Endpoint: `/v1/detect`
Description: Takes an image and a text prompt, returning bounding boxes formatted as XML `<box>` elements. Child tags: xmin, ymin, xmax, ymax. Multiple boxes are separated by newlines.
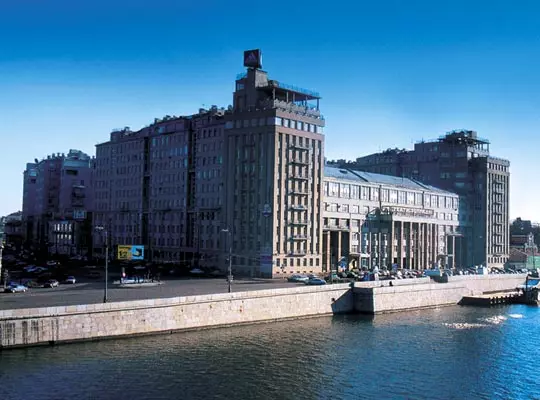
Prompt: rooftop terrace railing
<box><xmin>277</xmin><ymin>82</ymin><xmax>320</xmax><ymax>98</ymax></box>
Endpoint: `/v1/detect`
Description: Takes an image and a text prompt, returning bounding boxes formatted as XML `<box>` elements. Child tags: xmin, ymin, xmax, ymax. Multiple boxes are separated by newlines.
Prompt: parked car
<box><xmin>44</xmin><ymin>279</ymin><xmax>59</xmax><ymax>288</ymax></box>
<box><xmin>324</xmin><ymin>272</ymin><xmax>340</xmax><ymax>282</ymax></box>
<box><xmin>64</xmin><ymin>276</ymin><xmax>76</xmax><ymax>284</ymax></box>
<box><xmin>4</xmin><ymin>284</ymin><xmax>28</xmax><ymax>293</ymax></box>
<box><xmin>87</xmin><ymin>270</ymin><xmax>102</xmax><ymax>279</ymax></box>
<box><xmin>190</xmin><ymin>268</ymin><xmax>205</xmax><ymax>275</ymax></box>
<box><xmin>305</xmin><ymin>277</ymin><xmax>326</xmax><ymax>286</ymax></box>
<box><xmin>287</xmin><ymin>274</ymin><xmax>309</xmax><ymax>283</ymax></box>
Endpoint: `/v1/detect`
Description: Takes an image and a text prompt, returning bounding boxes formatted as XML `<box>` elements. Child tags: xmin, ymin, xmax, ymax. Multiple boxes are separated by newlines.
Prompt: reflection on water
<box><xmin>0</xmin><ymin>305</ymin><xmax>539</xmax><ymax>400</ymax></box>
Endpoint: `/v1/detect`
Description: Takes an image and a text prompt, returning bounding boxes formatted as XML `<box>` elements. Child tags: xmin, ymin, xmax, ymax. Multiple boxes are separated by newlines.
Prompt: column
<box><xmin>423</xmin><ymin>223</ymin><xmax>428</xmax><ymax>269</ymax></box>
<box><xmin>409</xmin><ymin>222</ymin><xmax>413</xmax><ymax>269</ymax></box>
<box><xmin>389</xmin><ymin>221</ymin><xmax>395</xmax><ymax>267</ymax></box>
<box><xmin>325</xmin><ymin>232</ymin><xmax>331</xmax><ymax>272</ymax></box>
<box><xmin>432</xmin><ymin>224</ymin><xmax>437</xmax><ymax>268</ymax></box>
<box><xmin>452</xmin><ymin>236</ymin><xmax>456</xmax><ymax>269</ymax></box>
<box><xmin>399</xmin><ymin>220</ymin><xmax>404</xmax><ymax>268</ymax></box>
<box><xmin>418</xmin><ymin>223</ymin><xmax>423</xmax><ymax>269</ymax></box>
<box><xmin>337</xmin><ymin>231</ymin><xmax>342</xmax><ymax>264</ymax></box>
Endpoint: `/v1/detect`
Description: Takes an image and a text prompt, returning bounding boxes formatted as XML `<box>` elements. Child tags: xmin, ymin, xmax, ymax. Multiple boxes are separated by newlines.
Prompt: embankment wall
<box><xmin>0</xmin><ymin>283</ymin><xmax>352</xmax><ymax>348</ymax></box>
<box><xmin>353</xmin><ymin>274</ymin><xmax>526</xmax><ymax>314</ymax></box>
<box><xmin>0</xmin><ymin>275</ymin><xmax>527</xmax><ymax>348</ymax></box>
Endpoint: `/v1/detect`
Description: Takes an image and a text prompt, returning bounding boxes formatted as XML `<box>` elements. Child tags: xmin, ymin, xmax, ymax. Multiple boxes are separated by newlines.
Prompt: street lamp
<box><xmin>221</xmin><ymin>228</ymin><xmax>233</xmax><ymax>293</ymax></box>
<box><xmin>95</xmin><ymin>226</ymin><xmax>108</xmax><ymax>303</ymax></box>
<box><xmin>0</xmin><ymin>243</ymin><xmax>4</xmax><ymax>288</ymax></box>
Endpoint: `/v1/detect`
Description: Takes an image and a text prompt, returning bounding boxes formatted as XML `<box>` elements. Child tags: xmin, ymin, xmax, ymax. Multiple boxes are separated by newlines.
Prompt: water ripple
<box><xmin>0</xmin><ymin>305</ymin><xmax>539</xmax><ymax>400</ymax></box>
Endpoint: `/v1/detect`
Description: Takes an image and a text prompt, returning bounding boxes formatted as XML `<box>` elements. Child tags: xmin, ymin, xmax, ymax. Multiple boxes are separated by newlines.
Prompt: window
<box><xmin>270</xmin><ymin>117</ymin><xmax>281</xmax><ymax>126</ymax></box>
<box><xmin>370</xmin><ymin>188</ymin><xmax>379</xmax><ymax>202</ymax></box>
<box><xmin>360</xmin><ymin>186</ymin><xmax>369</xmax><ymax>200</ymax></box>
<box><xmin>329</xmin><ymin>182</ymin><xmax>339</xmax><ymax>196</ymax></box>
<box><xmin>340</xmin><ymin>183</ymin><xmax>350</xmax><ymax>198</ymax></box>
<box><xmin>389</xmin><ymin>190</ymin><xmax>398</xmax><ymax>203</ymax></box>
<box><xmin>350</xmin><ymin>185</ymin><xmax>359</xmax><ymax>199</ymax></box>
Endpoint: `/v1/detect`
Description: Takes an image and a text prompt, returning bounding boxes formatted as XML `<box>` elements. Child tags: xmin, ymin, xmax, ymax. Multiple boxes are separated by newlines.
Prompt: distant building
<box><xmin>2</xmin><ymin>211</ymin><xmax>23</xmax><ymax>248</ymax></box>
<box><xmin>22</xmin><ymin>150</ymin><xmax>94</xmax><ymax>257</ymax></box>
<box><xmin>322</xmin><ymin>166</ymin><xmax>465</xmax><ymax>271</ymax></box>
<box><xmin>347</xmin><ymin>130</ymin><xmax>510</xmax><ymax>269</ymax></box>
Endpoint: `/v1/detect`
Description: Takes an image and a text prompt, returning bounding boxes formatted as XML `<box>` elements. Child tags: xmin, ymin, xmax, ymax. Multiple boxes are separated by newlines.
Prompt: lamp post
<box><xmin>95</xmin><ymin>226</ymin><xmax>108</xmax><ymax>303</ymax></box>
<box><xmin>0</xmin><ymin>243</ymin><xmax>4</xmax><ymax>288</ymax></box>
<box><xmin>222</xmin><ymin>228</ymin><xmax>233</xmax><ymax>293</ymax></box>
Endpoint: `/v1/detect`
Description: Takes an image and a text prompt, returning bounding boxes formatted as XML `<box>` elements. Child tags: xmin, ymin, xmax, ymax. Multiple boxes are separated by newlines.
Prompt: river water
<box><xmin>1</xmin><ymin>305</ymin><xmax>539</xmax><ymax>400</ymax></box>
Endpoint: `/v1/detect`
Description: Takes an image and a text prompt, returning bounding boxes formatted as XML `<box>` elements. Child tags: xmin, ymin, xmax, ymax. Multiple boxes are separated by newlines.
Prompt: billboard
<box><xmin>73</xmin><ymin>210</ymin><xmax>86</xmax><ymax>220</ymax></box>
<box><xmin>117</xmin><ymin>245</ymin><xmax>145</xmax><ymax>260</ymax></box>
<box><xmin>243</xmin><ymin>49</ymin><xmax>262</xmax><ymax>69</ymax></box>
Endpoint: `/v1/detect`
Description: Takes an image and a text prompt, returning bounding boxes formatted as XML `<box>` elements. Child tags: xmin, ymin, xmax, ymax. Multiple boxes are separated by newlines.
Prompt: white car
<box><xmin>64</xmin><ymin>276</ymin><xmax>76</xmax><ymax>284</ymax></box>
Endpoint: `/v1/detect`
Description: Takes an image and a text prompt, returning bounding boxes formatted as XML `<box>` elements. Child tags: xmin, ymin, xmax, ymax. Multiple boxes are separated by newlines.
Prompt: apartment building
<box><xmin>223</xmin><ymin>50</ymin><xmax>325</xmax><ymax>277</ymax></box>
<box><xmin>89</xmin><ymin>50</ymin><xmax>476</xmax><ymax>278</ymax></box>
<box><xmin>2</xmin><ymin>211</ymin><xmax>23</xmax><ymax>249</ymax></box>
<box><xmin>93</xmin><ymin>108</ymin><xmax>226</xmax><ymax>264</ymax></box>
<box><xmin>343</xmin><ymin>130</ymin><xmax>510</xmax><ymax>268</ymax></box>
<box><xmin>22</xmin><ymin>150</ymin><xmax>94</xmax><ymax>256</ymax></box>
<box><xmin>322</xmin><ymin>166</ymin><xmax>465</xmax><ymax>272</ymax></box>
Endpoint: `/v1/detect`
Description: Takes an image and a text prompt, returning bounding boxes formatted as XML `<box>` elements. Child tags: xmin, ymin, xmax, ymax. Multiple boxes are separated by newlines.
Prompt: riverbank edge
<box><xmin>0</xmin><ymin>275</ymin><xmax>527</xmax><ymax>349</ymax></box>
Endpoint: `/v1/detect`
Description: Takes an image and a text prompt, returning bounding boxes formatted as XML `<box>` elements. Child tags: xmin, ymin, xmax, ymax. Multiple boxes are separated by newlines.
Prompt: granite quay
<box><xmin>0</xmin><ymin>274</ymin><xmax>526</xmax><ymax>349</ymax></box>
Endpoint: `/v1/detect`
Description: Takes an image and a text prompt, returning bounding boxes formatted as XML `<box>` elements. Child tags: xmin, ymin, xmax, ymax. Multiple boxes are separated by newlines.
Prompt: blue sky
<box><xmin>1</xmin><ymin>0</ymin><xmax>539</xmax><ymax>219</ymax></box>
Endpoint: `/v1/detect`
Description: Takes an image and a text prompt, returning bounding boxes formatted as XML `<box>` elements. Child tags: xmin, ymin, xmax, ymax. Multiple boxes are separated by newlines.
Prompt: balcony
<box><xmin>258</xmin><ymin>99</ymin><xmax>322</xmax><ymax>120</ymax></box>
<box><xmin>290</xmin><ymin>143</ymin><xmax>310</xmax><ymax>151</ymax></box>
<box><xmin>71</xmin><ymin>191</ymin><xmax>85</xmax><ymax>199</ymax></box>
<box><xmin>289</xmin><ymin>220</ymin><xmax>309</xmax><ymax>226</ymax></box>
<box><xmin>290</xmin><ymin>204</ymin><xmax>307</xmax><ymax>211</ymax></box>
<box><xmin>288</xmin><ymin>174</ymin><xmax>309</xmax><ymax>181</ymax></box>
<box><xmin>290</xmin><ymin>235</ymin><xmax>309</xmax><ymax>241</ymax></box>
<box><xmin>289</xmin><ymin>159</ymin><xmax>309</xmax><ymax>166</ymax></box>
<box><xmin>323</xmin><ymin>224</ymin><xmax>350</xmax><ymax>231</ymax></box>
<box><xmin>289</xmin><ymin>251</ymin><xmax>307</xmax><ymax>256</ymax></box>
<box><xmin>289</xmin><ymin>190</ymin><xmax>309</xmax><ymax>196</ymax></box>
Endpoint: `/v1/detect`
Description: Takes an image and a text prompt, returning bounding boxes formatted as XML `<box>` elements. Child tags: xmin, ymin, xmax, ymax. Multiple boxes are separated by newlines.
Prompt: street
<box><xmin>0</xmin><ymin>277</ymin><xmax>302</xmax><ymax>310</ymax></box>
